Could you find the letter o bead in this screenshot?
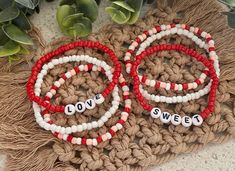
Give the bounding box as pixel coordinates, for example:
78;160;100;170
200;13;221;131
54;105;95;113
150;107;161;119
75;102;86;113
65;104;76;115
192;114;203;126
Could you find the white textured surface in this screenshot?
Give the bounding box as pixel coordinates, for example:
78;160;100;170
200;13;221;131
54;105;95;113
1;1;235;171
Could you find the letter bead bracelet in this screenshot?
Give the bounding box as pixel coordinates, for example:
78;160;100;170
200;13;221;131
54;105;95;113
130;44;219;127
33;56;131;145
28;41;131;145
27;41;122;115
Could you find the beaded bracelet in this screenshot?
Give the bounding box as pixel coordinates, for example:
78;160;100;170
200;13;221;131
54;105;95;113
35;55;118;116
36;56;121;134
124;24;220;92
130;44;219;127
27;41;122;114
33;60;131;145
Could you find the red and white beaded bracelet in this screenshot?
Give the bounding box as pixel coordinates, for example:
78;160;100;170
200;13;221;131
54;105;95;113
124;24;219;94
35;55;117;116
35;56;121;134
27;41;122;114
33;59;131;145
130;44;219;127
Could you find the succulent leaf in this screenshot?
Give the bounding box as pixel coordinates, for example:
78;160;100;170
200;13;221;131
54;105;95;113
105;6;131;24
60;0;76;5
62;13;84;27
2;24;33;45
0;27;10;46
0;0;14;10
126;0;143;24
112;1;135;12
0;5;20;23
15;0;39;10
75;0;98;22
56;5;75;33
66;16;92;37
13;11;32;30
0;41;21;57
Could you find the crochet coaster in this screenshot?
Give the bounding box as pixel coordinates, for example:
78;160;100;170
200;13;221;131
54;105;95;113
0;0;235;170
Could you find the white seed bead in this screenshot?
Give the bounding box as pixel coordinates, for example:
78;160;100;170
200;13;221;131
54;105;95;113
85;99;96;109
182;116;192;127
76;138;81;145
77;125;83;132
171;114;182;125
65;127;72;134
65;104;76;115
94;94;105;104
71;125;77;133
92;139;98;146
75;102;86;113
91;121;98;128
160;112;171;124
192;114;203;126
106;133;112;139
116;123;123;130
82;123;87;130
150;107;161;119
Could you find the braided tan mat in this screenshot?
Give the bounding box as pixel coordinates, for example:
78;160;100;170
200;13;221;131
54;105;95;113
0;0;235;170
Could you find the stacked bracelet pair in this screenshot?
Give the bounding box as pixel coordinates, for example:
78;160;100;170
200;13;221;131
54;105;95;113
27;41;131;146
125;24;219;127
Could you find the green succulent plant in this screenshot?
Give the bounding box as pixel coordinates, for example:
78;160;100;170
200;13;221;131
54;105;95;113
56;0;98;38
0;0;40;61
105;0;154;25
219;0;235;29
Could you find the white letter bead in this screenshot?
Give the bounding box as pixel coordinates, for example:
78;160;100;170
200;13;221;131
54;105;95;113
182;116;192;127
192;114;203;126
75;102;86;113
171;114;182;125
150;107;161;119
65;104;76;115
85;99;96;109
94;94;105;104
160;112;171;123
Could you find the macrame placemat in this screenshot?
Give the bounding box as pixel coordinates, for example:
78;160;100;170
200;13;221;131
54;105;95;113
0;0;235;170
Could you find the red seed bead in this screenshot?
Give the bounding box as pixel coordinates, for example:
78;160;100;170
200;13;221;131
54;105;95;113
96;136;102;143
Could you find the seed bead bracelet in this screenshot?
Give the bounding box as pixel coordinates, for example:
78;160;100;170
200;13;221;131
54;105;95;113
35;55;117;115
124;23;220;92
36;56;121;134
33;62;131;146
138;45;212;104
130;44;219;127
43;63;119;116
27;41;121;113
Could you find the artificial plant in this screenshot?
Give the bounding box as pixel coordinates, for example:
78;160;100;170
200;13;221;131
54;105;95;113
56;0;98;38
0;0;52;62
105;0;154;25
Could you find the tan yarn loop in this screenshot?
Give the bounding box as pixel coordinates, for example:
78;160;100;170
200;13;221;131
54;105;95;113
0;0;235;170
